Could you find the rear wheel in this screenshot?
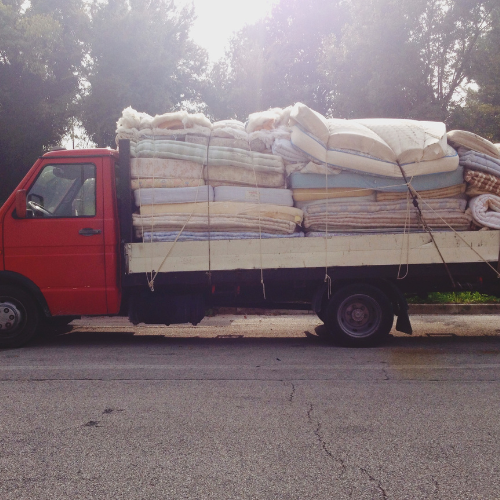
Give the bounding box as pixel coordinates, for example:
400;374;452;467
325;284;394;347
0;286;40;348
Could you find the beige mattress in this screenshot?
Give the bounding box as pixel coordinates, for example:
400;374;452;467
293;187;374;201
131;178;205;189
138;201;303;224
133;214;298;235
131;158;204;180
448;130;500;159
376;184;465;201
204;165;285;188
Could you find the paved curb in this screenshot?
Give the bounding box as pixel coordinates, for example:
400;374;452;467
213;304;500;316
408;304;500;315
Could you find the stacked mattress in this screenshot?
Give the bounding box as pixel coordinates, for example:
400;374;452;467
449;131;500;230
118;104;500;241
285;102;470;234
117;107;304;241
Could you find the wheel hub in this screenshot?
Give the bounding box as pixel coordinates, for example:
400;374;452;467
344;302;369;326
0;302;22;331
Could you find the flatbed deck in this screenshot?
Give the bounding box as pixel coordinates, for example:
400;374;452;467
126;230;500;275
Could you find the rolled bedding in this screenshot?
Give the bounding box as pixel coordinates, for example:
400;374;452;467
464;169;500;197
214;186;294;206
134;186;214;206
469;194;500;229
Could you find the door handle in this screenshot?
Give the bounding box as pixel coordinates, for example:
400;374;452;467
79;228;101;236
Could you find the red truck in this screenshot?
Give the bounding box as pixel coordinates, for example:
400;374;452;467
1;140;499;348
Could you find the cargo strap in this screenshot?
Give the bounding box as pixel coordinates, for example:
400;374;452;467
397;163;457;288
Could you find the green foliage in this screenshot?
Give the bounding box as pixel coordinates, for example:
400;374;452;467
205;0;348;120
449;7;500;141
0;0;89;202
81;0;208;147
407;292;500;304
322;0;497;121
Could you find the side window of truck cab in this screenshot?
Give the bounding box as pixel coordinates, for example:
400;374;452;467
26;164;96;218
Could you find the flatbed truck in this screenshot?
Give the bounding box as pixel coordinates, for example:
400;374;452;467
0;140;499;348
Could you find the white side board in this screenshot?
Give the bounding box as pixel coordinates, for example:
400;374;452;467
126;231;500;275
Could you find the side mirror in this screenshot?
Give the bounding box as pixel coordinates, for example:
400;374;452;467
15;189;27;219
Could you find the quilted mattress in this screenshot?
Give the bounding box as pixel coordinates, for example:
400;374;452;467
133;214;298;235
133;139;207;163
291;125;459;178
131;178;205;189
288;165;464;192
141;231;304;242
458;148;500;177
214;186;294;206
205;165;285;188
131;158;204;180
302;198;470;232
134;186;214;206
138;202;303;225
292;187;374;201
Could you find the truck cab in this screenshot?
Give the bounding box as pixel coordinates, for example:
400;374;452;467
0;149;122;347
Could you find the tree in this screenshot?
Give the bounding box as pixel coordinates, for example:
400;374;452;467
450;6;500;140
322;0;498;121
205;0;349;121
0;0;89;203
81;0;209;148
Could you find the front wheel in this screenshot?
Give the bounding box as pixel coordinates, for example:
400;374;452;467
325;284;394;347
0;286;40;348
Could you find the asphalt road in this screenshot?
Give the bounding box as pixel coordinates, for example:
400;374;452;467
1;314;500;499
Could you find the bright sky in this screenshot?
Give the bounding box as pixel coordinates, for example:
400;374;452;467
176;0;278;61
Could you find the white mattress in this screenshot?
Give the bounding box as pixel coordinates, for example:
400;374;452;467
448;130;500;159
291;125;459;178
290;102;450;164
214;186;294;206
134;186;214;206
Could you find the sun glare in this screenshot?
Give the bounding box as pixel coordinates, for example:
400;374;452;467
176;0;278;61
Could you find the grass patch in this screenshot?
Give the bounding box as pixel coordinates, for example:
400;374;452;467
407;291;500;304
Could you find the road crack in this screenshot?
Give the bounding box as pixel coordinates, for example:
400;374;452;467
359;467;388;499
307;403;347;476
288;383;295;402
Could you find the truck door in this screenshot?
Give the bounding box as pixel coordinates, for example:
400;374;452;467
3;160;108;315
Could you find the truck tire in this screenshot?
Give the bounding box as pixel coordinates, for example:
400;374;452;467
325;284;394;347
0;285;40;348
